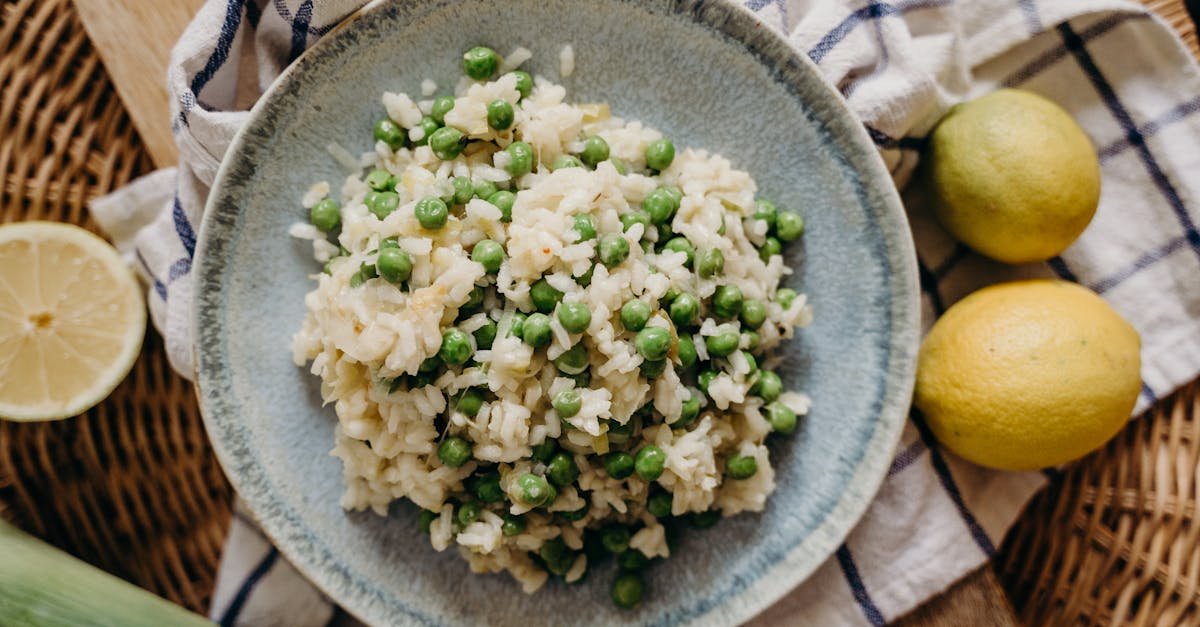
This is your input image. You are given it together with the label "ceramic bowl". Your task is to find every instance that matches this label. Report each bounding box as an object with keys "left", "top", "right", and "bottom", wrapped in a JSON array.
[{"left": 194, "top": 0, "right": 919, "bottom": 624}]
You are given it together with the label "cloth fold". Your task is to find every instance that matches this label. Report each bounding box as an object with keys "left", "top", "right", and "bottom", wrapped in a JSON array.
[{"left": 92, "top": 0, "right": 1200, "bottom": 625}]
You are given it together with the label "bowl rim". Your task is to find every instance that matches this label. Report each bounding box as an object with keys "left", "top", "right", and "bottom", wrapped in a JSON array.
[{"left": 193, "top": 0, "right": 919, "bottom": 624}]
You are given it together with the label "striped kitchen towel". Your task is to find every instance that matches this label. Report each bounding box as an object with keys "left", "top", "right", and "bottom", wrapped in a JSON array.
[{"left": 90, "top": 0, "right": 1200, "bottom": 625}]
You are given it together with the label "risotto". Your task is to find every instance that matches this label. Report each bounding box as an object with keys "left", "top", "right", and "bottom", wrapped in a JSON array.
[{"left": 291, "top": 46, "right": 813, "bottom": 608}]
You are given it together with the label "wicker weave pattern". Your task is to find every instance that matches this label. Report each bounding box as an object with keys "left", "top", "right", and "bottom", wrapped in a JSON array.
[
  {"left": 0, "top": 0, "right": 1196, "bottom": 622},
  {"left": 0, "top": 0, "right": 231, "bottom": 612}
]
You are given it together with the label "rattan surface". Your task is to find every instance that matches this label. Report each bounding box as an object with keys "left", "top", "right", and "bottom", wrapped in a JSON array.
[
  {"left": 0, "top": 0, "right": 231, "bottom": 613},
  {"left": 0, "top": 0, "right": 1196, "bottom": 622}
]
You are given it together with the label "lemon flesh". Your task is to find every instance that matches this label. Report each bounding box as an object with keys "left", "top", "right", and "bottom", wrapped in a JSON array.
[
  {"left": 0, "top": 222, "right": 145, "bottom": 421},
  {"left": 920, "top": 89, "right": 1101, "bottom": 264},
  {"left": 914, "top": 280, "right": 1140, "bottom": 470}
]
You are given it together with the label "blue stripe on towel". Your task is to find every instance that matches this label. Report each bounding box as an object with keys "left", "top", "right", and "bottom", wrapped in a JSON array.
[
  {"left": 1016, "top": 0, "right": 1042, "bottom": 34},
  {"left": 1002, "top": 14, "right": 1148, "bottom": 87},
  {"left": 136, "top": 250, "right": 167, "bottom": 301},
  {"left": 913, "top": 415, "right": 997, "bottom": 555},
  {"left": 289, "top": 0, "right": 314, "bottom": 62},
  {"left": 836, "top": 544, "right": 886, "bottom": 626},
  {"left": 1058, "top": 23, "right": 1200, "bottom": 267},
  {"left": 1098, "top": 96, "right": 1200, "bottom": 162},
  {"left": 219, "top": 547, "right": 280, "bottom": 627},
  {"left": 173, "top": 196, "right": 196, "bottom": 258},
  {"left": 185, "top": 0, "right": 246, "bottom": 116}
]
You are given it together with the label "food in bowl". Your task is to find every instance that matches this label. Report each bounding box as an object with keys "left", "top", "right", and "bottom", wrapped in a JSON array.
[{"left": 290, "top": 46, "right": 812, "bottom": 608}]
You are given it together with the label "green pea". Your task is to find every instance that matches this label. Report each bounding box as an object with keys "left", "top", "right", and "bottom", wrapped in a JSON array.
[
  {"left": 695, "top": 248, "right": 724, "bottom": 279},
  {"left": 620, "top": 211, "right": 650, "bottom": 234},
  {"left": 697, "top": 369, "right": 718, "bottom": 394},
  {"left": 740, "top": 351, "right": 758, "bottom": 376},
  {"left": 532, "top": 439, "right": 558, "bottom": 463},
  {"left": 756, "top": 236, "right": 781, "bottom": 265},
  {"left": 411, "top": 116, "right": 440, "bottom": 147},
  {"left": 668, "top": 293, "right": 699, "bottom": 327},
  {"left": 419, "top": 356, "right": 441, "bottom": 374},
  {"left": 618, "top": 549, "right": 649, "bottom": 571},
  {"left": 473, "top": 179, "right": 498, "bottom": 200},
  {"left": 574, "top": 265, "right": 595, "bottom": 288},
  {"left": 640, "top": 358, "right": 666, "bottom": 378},
  {"left": 555, "top": 301, "right": 591, "bottom": 334},
  {"left": 504, "top": 141, "right": 534, "bottom": 177},
  {"left": 766, "top": 402, "right": 798, "bottom": 435},
  {"left": 439, "top": 329, "right": 473, "bottom": 365},
  {"left": 419, "top": 509, "right": 438, "bottom": 533},
  {"left": 508, "top": 311, "right": 527, "bottom": 339},
  {"left": 539, "top": 537, "right": 574, "bottom": 576},
  {"left": 471, "top": 239, "right": 504, "bottom": 274},
  {"left": 611, "top": 573, "right": 644, "bottom": 609},
  {"left": 486, "top": 190, "right": 516, "bottom": 222},
  {"left": 642, "top": 188, "right": 677, "bottom": 225},
  {"left": 712, "top": 285, "right": 744, "bottom": 319},
  {"left": 645, "top": 138, "right": 675, "bottom": 171},
  {"left": 462, "top": 46, "right": 499, "bottom": 80},
  {"left": 647, "top": 491, "right": 673, "bottom": 518},
  {"left": 553, "top": 155, "right": 583, "bottom": 170},
  {"left": 521, "top": 312, "right": 552, "bottom": 347},
  {"left": 431, "top": 95, "right": 455, "bottom": 124},
  {"left": 775, "top": 211, "right": 805, "bottom": 241},
  {"left": 570, "top": 370, "right": 591, "bottom": 388},
  {"left": 634, "top": 327, "right": 671, "bottom": 361},
  {"left": 509, "top": 70, "right": 533, "bottom": 99},
  {"left": 553, "top": 388, "right": 583, "bottom": 419},
  {"left": 572, "top": 214, "right": 597, "bottom": 242},
  {"left": 740, "top": 299, "right": 767, "bottom": 329},
  {"left": 517, "top": 472, "right": 552, "bottom": 506},
  {"left": 502, "top": 514, "right": 527, "bottom": 536},
  {"left": 753, "top": 199, "right": 778, "bottom": 228},
  {"left": 776, "top": 288, "right": 798, "bottom": 309},
  {"left": 599, "top": 234, "right": 630, "bottom": 267},
  {"left": 677, "top": 335, "right": 697, "bottom": 369},
  {"left": 379, "top": 237, "right": 399, "bottom": 249},
  {"left": 554, "top": 343, "right": 589, "bottom": 374},
  {"left": 446, "top": 176, "right": 472, "bottom": 206},
  {"left": 429, "top": 126, "right": 467, "bottom": 160},
  {"left": 468, "top": 470, "right": 505, "bottom": 503},
  {"left": 610, "top": 157, "right": 629, "bottom": 175},
  {"left": 677, "top": 395, "right": 701, "bottom": 427},
  {"left": 753, "top": 370, "right": 783, "bottom": 402},
  {"left": 620, "top": 300, "right": 651, "bottom": 331},
  {"left": 456, "top": 501, "right": 481, "bottom": 526},
  {"left": 376, "top": 248, "right": 412, "bottom": 284},
  {"left": 456, "top": 388, "right": 485, "bottom": 416},
  {"left": 604, "top": 451, "right": 635, "bottom": 479},
  {"left": 374, "top": 119, "right": 405, "bottom": 150},
  {"left": 705, "top": 331, "right": 739, "bottom": 357},
  {"left": 726, "top": 454, "right": 758, "bottom": 480},
  {"left": 662, "top": 186, "right": 683, "bottom": 206},
  {"left": 529, "top": 278, "right": 562, "bottom": 313},
  {"left": 437, "top": 436, "right": 472, "bottom": 467},
  {"left": 462, "top": 286, "right": 485, "bottom": 314},
  {"left": 741, "top": 331, "right": 760, "bottom": 351},
  {"left": 411, "top": 196, "right": 447, "bottom": 230},
  {"left": 689, "top": 509, "right": 720, "bottom": 529},
  {"left": 601, "top": 525, "right": 631, "bottom": 554},
  {"left": 310, "top": 198, "right": 340, "bottom": 232},
  {"left": 580, "top": 136, "right": 610, "bottom": 168},
  {"left": 350, "top": 263, "right": 377, "bottom": 289},
  {"left": 547, "top": 451, "right": 579, "bottom": 487},
  {"left": 606, "top": 418, "right": 636, "bottom": 446},
  {"left": 366, "top": 191, "right": 400, "bottom": 219},
  {"left": 634, "top": 445, "right": 666, "bottom": 481},
  {"left": 365, "top": 169, "right": 395, "bottom": 191},
  {"left": 486, "top": 99, "right": 514, "bottom": 130}
]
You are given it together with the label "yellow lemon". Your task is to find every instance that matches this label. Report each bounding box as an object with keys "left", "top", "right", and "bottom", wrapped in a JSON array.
[
  {"left": 914, "top": 280, "right": 1140, "bottom": 470},
  {"left": 920, "top": 89, "right": 1101, "bottom": 264},
  {"left": 0, "top": 222, "right": 145, "bottom": 421}
]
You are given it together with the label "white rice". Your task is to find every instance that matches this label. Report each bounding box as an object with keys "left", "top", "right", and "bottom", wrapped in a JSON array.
[{"left": 292, "top": 51, "right": 813, "bottom": 597}]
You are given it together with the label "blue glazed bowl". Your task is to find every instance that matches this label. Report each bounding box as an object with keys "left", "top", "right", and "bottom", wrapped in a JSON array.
[{"left": 194, "top": 0, "right": 919, "bottom": 624}]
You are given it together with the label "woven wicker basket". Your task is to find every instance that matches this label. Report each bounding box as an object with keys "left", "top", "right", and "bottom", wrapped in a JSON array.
[{"left": 0, "top": 0, "right": 1197, "bottom": 622}]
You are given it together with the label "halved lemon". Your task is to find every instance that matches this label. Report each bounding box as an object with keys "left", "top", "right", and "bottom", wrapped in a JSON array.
[{"left": 0, "top": 222, "right": 145, "bottom": 421}]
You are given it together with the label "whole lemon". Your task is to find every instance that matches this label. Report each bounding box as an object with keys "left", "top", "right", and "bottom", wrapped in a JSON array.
[
  {"left": 920, "top": 89, "right": 1101, "bottom": 264},
  {"left": 914, "top": 280, "right": 1140, "bottom": 470}
]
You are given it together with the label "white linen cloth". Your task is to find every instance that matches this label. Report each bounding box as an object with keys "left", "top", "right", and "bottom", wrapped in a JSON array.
[{"left": 89, "top": 0, "right": 1200, "bottom": 624}]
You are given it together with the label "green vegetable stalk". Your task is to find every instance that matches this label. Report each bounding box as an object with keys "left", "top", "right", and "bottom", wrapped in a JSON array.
[{"left": 0, "top": 519, "right": 213, "bottom": 626}]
